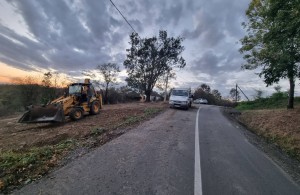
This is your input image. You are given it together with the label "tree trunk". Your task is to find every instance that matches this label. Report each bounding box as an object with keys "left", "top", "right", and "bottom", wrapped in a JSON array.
[
  {"left": 145, "top": 90, "right": 151, "bottom": 102},
  {"left": 104, "top": 83, "right": 109, "bottom": 104},
  {"left": 164, "top": 73, "right": 169, "bottom": 102},
  {"left": 287, "top": 77, "right": 295, "bottom": 109}
]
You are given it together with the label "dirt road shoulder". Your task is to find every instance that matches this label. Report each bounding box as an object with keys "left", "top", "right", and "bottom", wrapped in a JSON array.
[
  {"left": 0, "top": 102, "right": 167, "bottom": 193},
  {"left": 222, "top": 107, "right": 300, "bottom": 186}
]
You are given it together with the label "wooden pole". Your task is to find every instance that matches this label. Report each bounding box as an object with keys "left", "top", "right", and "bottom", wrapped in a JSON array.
[{"left": 235, "top": 83, "right": 238, "bottom": 102}]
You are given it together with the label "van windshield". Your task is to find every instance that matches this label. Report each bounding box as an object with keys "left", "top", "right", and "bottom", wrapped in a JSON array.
[{"left": 172, "top": 90, "right": 188, "bottom": 96}]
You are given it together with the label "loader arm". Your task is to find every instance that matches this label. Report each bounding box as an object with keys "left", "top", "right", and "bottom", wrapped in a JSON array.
[{"left": 59, "top": 95, "right": 77, "bottom": 116}]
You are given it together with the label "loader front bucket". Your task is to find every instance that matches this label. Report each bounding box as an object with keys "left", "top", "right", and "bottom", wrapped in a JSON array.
[{"left": 18, "top": 104, "right": 65, "bottom": 123}]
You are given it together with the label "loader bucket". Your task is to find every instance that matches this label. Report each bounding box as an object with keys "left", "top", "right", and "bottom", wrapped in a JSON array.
[{"left": 18, "top": 104, "right": 65, "bottom": 123}]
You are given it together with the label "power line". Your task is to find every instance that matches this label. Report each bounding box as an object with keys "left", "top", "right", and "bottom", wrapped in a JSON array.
[
  {"left": 109, "top": 0, "right": 137, "bottom": 34},
  {"left": 109, "top": 0, "right": 181, "bottom": 66},
  {"left": 109, "top": 0, "right": 187, "bottom": 92}
]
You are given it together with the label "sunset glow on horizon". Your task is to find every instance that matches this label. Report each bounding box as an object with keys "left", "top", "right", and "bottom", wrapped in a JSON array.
[
  {"left": 0, "top": 62, "right": 73, "bottom": 87},
  {"left": 0, "top": 62, "right": 40, "bottom": 84}
]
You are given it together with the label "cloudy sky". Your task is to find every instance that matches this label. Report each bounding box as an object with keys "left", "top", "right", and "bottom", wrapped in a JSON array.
[{"left": 0, "top": 0, "right": 299, "bottom": 98}]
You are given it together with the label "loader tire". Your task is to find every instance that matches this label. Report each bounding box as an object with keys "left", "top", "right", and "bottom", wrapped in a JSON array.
[
  {"left": 69, "top": 108, "right": 83, "bottom": 121},
  {"left": 90, "top": 101, "right": 101, "bottom": 115}
]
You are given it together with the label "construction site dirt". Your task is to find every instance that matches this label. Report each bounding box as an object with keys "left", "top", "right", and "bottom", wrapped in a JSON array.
[{"left": 0, "top": 102, "right": 166, "bottom": 151}]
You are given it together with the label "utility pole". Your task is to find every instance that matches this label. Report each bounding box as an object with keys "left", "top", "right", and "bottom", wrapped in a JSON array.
[
  {"left": 235, "top": 83, "right": 238, "bottom": 102},
  {"left": 237, "top": 84, "right": 250, "bottom": 101}
]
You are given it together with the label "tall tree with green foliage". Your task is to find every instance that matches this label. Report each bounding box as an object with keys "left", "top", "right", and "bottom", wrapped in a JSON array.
[
  {"left": 200, "top": 84, "right": 211, "bottom": 93},
  {"left": 240, "top": 0, "right": 300, "bottom": 109},
  {"left": 212, "top": 89, "right": 222, "bottom": 99},
  {"left": 124, "top": 30, "right": 186, "bottom": 102}
]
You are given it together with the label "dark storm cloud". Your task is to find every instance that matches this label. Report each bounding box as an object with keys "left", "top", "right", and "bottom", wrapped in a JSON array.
[
  {"left": 181, "top": 0, "right": 250, "bottom": 95},
  {"left": 182, "top": 0, "right": 248, "bottom": 42},
  {"left": 129, "top": 19, "right": 143, "bottom": 33},
  {"left": 190, "top": 48, "right": 244, "bottom": 75},
  {"left": 0, "top": 24, "right": 49, "bottom": 71},
  {"left": 0, "top": 0, "right": 192, "bottom": 75},
  {"left": 191, "top": 50, "right": 220, "bottom": 75},
  {"left": 156, "top": 1, "right": 183, "bottom": 26},
  {"left": 0, "top": 0, "right": 250, "bottom": 89},
  {"left": 1, "top": 0, "right": 130, "bottom": 73},
  {"left": 183, "top": 10, "right": 224, "bottom": 47}
]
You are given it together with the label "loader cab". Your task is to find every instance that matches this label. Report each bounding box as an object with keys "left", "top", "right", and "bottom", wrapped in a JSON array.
[
  {"left": 68, "top": 83, "right": 94, "bottom": 103},
  {"left": 68, "top": 84, "right": 82, "bottom": 95}
]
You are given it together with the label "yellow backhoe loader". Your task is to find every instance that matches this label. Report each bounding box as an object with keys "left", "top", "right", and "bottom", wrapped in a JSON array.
[{"left": 18, "top": 79, "right": 102, "bottom": 123}]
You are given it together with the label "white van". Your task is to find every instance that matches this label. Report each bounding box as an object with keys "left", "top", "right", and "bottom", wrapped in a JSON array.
[{"left": 169, "top": 88, "right": 193, "bottom": 110}]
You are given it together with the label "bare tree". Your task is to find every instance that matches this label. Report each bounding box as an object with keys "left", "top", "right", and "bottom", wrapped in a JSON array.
[
  {"left": 83, "top": 63, "right": 120, "bottom": 103},
  {"left": 42, "top": 72, "right": 52, "bottom": 87},
  {"left": 98, "top": 63, "right": 120, "bottom": 104}
]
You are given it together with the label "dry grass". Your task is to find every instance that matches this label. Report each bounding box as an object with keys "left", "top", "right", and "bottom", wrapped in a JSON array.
[
  {"left": 0, "top": 102, "right": 166, "bottom": 193},
  {"left": 0, "top": 102, "right": 165, "bottom": 151},
  {"left": 238, "top": 107, "right": 300, "bottom": 159}
]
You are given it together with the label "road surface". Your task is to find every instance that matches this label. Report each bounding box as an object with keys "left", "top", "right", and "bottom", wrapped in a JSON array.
[{"left": 14, "top": 105, "right": 300, "bottom": 195}]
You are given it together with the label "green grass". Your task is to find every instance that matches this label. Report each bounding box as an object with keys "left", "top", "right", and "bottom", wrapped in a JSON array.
[
  {"left": 112, "top": 107, "right": 163, "bottom": 129},
  {"left": 236, "top": 96, "right": 300, "bottom": 110},
  {"left": 144, "top": 108, "right": 162, "bottom": 116},
  {"left": 90, "top": 127, "right": 107, "bottom": 136},
  {"left": 0, "top": 139, "right": 76, "bottom": 193},
  {"left": 123, "top": 116, "right": 143, "bottom": 125}
]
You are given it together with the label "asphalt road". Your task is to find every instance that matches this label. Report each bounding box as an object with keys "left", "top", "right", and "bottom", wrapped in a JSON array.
[
  {"left": 14, "top": 105, "right": 300, "bottom": 195},
  {"left": 198, "top": 105, "right": 300, "bottom": 195}
]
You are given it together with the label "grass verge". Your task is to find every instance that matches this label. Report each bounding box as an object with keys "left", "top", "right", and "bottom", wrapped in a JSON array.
[
  {"left": 236, "top": 97, "right": 300, "bottom": 110},
  {"left": 113, "top": 107, "right": 163, "bottom": 129},
  {"left": 0, "top": 139, "right": 77, "bottom": 193},
  {"left": 144, "top": 107, "right": 162, "bottom": 116},
  {"left": 0, "top": 104, "right": 165, "bottom": 193},
  {"left": 237, "top": 108, "right": 300, "bottom": 161}
]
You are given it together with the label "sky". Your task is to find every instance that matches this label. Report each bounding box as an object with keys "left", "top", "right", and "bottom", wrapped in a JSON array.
[{"left": 0, "top": 0, "right": 299, "bottom": 99}]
